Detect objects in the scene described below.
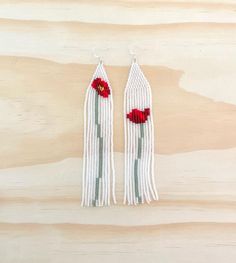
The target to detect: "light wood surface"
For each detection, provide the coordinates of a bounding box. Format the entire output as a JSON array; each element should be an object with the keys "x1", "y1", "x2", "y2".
[{"x1": 0, "y1": 1, "x2": 236, "y2": 262}]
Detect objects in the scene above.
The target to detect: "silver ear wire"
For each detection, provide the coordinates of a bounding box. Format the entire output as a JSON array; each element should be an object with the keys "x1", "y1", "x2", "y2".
[
  {"x1": 129, "y1": 46, "x2": 137, "y2": 63},
  {"x1": 92, "y1": 48, "x2": 103, "y2": 64}
]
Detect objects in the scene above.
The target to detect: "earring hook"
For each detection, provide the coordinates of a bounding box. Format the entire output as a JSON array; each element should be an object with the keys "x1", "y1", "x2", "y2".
[
  {"x1": 92, "y1": 48, "x2": 103, "y2": 64},
  {"x1": 129, "y1": 46, "x2": 137, "y2": 63}
]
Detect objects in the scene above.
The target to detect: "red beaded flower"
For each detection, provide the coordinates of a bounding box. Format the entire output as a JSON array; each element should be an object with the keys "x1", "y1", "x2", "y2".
[
  {"x1": 127, "y1": 108, "x2": 150, "y2": 124},
  {"x1": 91, "y1": 77, "x2": 110, "y2": 98}
]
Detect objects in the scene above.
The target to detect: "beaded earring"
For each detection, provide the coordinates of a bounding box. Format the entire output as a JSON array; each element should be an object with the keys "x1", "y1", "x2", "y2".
[
  {"x1": 82, "y1": 57, "x2": 116, "y2": 207},
  {"x1": 124, "y1": 53, "x2": 158, "y2": 205}
]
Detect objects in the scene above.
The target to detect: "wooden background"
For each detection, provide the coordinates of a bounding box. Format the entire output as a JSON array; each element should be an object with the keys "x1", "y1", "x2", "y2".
[{"x1": 1, "y1": 0, "x2": 236, "y2": 262}]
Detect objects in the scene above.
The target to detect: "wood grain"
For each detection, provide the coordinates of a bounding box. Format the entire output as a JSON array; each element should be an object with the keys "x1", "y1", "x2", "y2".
[{"x1": 0, "y1": 0, "x2": 236, "y2": 262}]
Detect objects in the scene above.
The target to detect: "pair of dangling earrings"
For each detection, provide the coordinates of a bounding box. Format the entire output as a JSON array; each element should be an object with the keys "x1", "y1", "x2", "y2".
[{"x1": 82, "y1": 54, "x2": 159, "y2": 207}]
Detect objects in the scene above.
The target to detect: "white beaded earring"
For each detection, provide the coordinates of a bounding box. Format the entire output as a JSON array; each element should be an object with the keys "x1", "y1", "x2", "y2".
[
  {"x1": 82, "y1": 53, "x2": 116, "y2": 207},
  {"x1": 124, "y1": 50, "x2": 159, "y2": 205}
]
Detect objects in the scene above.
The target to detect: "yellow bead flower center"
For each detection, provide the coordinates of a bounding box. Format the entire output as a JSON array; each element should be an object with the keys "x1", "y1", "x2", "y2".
[{"x1": 98, "y1": 85, "x2": 104, "y2": 92}]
